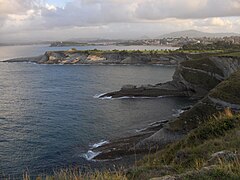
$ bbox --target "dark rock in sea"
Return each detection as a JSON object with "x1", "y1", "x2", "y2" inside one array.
[{"x1": 92, "y1": 120, "x2": 169, "y2": 160}]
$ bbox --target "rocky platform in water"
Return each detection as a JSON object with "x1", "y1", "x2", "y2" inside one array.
[
  {"x1": 92, "y1": 120, "x2": 169, "y2": 160},
  {"x1": 4, "y1": 49, "x2": 190, "y2": 65}
]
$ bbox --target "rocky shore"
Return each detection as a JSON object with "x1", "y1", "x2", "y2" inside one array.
[
  {"x1": 5, "y1": 49, "x2": 240, "y2": 163},
  {"x1": 92, "y1": 120, "x2": 169, "y2": 160},
  {"x1": 4, "y1": 49, "x2": 189, "y2": 65},
  {"x1": 100, "y1": 56, "x2": 240, "y2": 100},
  {"x1": 91, "y1": 55, "x2": 240, "y2": 160}
]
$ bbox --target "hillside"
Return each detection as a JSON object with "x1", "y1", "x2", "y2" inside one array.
[{"x1": 158, "y1": 30, "x2": 239, "y2": 38}]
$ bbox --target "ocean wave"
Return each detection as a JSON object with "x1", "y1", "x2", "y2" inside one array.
[
  {"x1": 91, "y1": 140, "x2": 109, "y2": 148},
  {"x1": 172, "y1": 109, "x2": 185, "y2": 117},
  {"x1": 148, "y1": 120, "x2": 168, "y2": 126},
  {"x1": 83, "y1": 140, "x2": 109, "y2": 161},
  {"x1": 93, "y1": 93, "x2": 111, "y2": 99},
  {"x1": 94, "y1": 94, "x2": 170, "y2": 100},
  {"x1": 82, "y1": 150, "x2": 101, "y2": 161},
  {"x1": 135, "y1": 127, "x2": 148, "y2": 133}
]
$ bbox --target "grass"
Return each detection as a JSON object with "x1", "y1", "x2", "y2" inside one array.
[
  {"x1": 181, "y1": 58, "x2": 224, "y2": 76},
  {"x1": 169, "y1": 70, "x2": 240, "y2": 134},
  {"x1": 218, "y1": 51, "x2": 240, "y2": 57},
  {"x1": 209, "y1": 70, "x2": 240, "y2": 105},
  {"x1": 46, "y1": 48, "x2": 228, "y2": 56},
  {"x1": 168, "y1": 98, "x2": 218, "y2": 132},
  {"x1": 180, "y1": 68, "x2": 221, "y2": 90},
  {"x1": 128, "y1": 110, "x2": 240, "y2": 179},
  {"x1": 21, "y1": 168, "x2": 127, "y2": 180}
]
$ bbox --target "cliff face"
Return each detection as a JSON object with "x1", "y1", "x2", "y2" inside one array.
[
  {"x1": 42, "y1": 51, "x2": 189, "y2": 65},
  {"x1": 137, "y1": 57, "x2": 240, "y2": 149},
  {"x1": 101, "y1": 56, "x2": 240, "y2": 100},
  {"x1": 5, "y1": 50, "x2": 190, "y2": 65},
  {"x1": 172, "y1": 56, "x2": 240, "y2": 98}
]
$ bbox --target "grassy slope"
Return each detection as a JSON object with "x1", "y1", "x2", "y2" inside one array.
[
  {"x1": 218, "y1": 52, "x2": 240, "y2": 57},
  {"x1": 127, "y1": 70, "x2": 240, "y2": 179},
  {"x1": 168, "y1": 98, "x2": 219, "y2": 132},
  {"x1": 181, "y1": 68, "x2": 221, "y2": 90},
  {"x1": 209, "y1": 70, "x2": 240, "y2": 104},
  {"x1": 129, "y1": 112, "x2": 240, "y2": 180},
  {"x1": 181, "y1": 58, "x2": 224, "y2": 76},
  {"x1": 169, "y1": 70, "x2": 240, "y2": 133},
  {"x1": 178, "y1": 56, "x2": 227, "y2": 92}
]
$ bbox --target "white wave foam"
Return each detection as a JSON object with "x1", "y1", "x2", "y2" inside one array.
[
  {"x1": 148, "y1": 120, "x2": 168, "y2": 126},
  {"x1": 91, "y1": 140, "x2": 109, "y2": 148},
  {"x1": 94, "y1": 94, "x2": 171, "y2": 100},
  {"x1": 82, "y1": 140, "x2": 109, "y2": 161},
  {"x1": 135, "y1": 127, "x2": 148, "y2": 133},
  {"x1": 82, "y1": 150, "x2": 100, "y2": 161},
  {"x1": 93, "y1": 92, "x2": 179, "y2": 100},
  {"x1": 172, "y1": 109, "x2": 185, "y2": 117},
  {"x1": 93, "y1": 93, "x2": 112, "y2": 99}
]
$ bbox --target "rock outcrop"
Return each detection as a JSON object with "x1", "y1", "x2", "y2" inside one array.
[
  {"x1": 137, "y1": 65, "x2": 240, "y2": 149},
  {"x1": 89, "y1": 55, "x2": 240, "y2": 160},
  {"x1": 100, "y1": 56, "x2": 240, "y2": 100},
  {"x1": 4, "y1": 50, "x2": 189, "y2": 65}
]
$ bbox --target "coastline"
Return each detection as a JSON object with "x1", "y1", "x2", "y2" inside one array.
[
  {"x1": 2, "y1": 48, "x2": 240, "y2": 178},
  {"x1": 83, "y1": 105, "x2": 190, "y2": 161}
]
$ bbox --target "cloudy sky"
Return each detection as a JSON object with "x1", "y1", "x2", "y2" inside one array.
[{"x1": 0, "y1": 0, "x2": 240, "y2": 42}]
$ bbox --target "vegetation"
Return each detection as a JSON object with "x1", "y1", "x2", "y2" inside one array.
[
  {"x1": 22, "y1": 169, "x2": 127, "y2": 180},
  {"x1": 128, "y1": 110, "x2": 240, "y2": 179},
  {"x1": 47, "y1": 45, "x2": 240, "y2": 59},
  {"x1": 181, "y1": 41, "x2": 240, "y2": 51},
  {"x1": 210, "y1": 70, "x2": 240, "y2": 104},
  {"x1": 218, "y1": 51, "x2": 240, "y2": 57},
  {"x1": 181, "y1": 58, "x2": 224, "y2": 76},
  {"x1": 168, "y1": 98, "x2": 219, "y2": 132},
  {"x1": 180, "y1": 68, "x2": 221, "y2": 90}
]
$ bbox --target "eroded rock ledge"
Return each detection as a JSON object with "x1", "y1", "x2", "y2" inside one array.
[
  {"x1": 94, "y1": 56, "x2": 240, "y2": 160},
  {"x1": 100, "y1": 56, "x2": 240, "y2": 100},
  {"x1": 4, "y1": 50, "x2": 189, "y2": 65}
]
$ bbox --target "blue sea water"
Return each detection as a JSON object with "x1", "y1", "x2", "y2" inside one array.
[{"x1": 0, "y1": 45, "x2": 191, "y2": 177}]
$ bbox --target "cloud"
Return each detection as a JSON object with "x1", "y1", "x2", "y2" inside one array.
[
  {"x1": 0, "y1": 0, "x2": 240, "y2": 41},
  {"x1": 209, "y1": 18, "x2": 232, "y2": 27},
  {"x1": 40, "y1": 0, "x2": 240, "y2": 28}
]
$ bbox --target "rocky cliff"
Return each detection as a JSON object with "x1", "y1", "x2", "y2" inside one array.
[
  {"x1": 93, "y1": 55, "x2": 240, "y2": 159},
  {"x1": 136, "y1": 56, "x2": 240, "y2": 149},
  {"x1": 100, "y1": 56, "x2": 240, "y2": 99},
  {"x1": 5, "y1": 50, "x2": 189, "y2": 65}
]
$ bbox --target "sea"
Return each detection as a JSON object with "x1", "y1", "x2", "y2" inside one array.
[{"x1": 0, "y1": 44, "x2": 193, "y2": 177}]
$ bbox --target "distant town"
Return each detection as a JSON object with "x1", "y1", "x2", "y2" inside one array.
[
  {"x1": 48, "y1": 36, "x2": 240, "y2": 48},
  {"x1": 1, "y1": 30, "x2": 240, "y2": 48}
]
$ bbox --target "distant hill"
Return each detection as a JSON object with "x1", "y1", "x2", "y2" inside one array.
[
  {"x1": 139, "y1": 35, "x2": 151, "y2": 39},
  {"x1": 158, "y1": 30, "x2": 239, "y2": 38}
]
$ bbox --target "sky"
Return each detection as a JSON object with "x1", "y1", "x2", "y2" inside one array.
[{"x1": 0, "y1": 0, "x2": 240, "y2": 42}]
